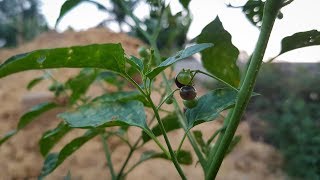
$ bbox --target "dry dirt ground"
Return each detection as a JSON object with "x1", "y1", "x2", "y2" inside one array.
[{"x1": 0, "y1": 28, "x2": 285, "y2": 180}]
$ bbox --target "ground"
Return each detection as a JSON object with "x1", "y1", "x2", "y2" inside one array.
[{"x1": 0, "y1": 28, "x2": 284, "y2": 179}]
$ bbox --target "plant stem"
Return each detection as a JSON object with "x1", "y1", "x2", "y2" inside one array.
[
  {"x1": 147, "y1": 95, "x2": 187, "y2": 180},
  {"x1": 205, "y1": 1, "x2": 282, "y2": 179},
  {"x1": 101, "y1": 132, "x2": 116, "y2": 180}
]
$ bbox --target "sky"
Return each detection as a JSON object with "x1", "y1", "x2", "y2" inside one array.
[{"x1": 39, "y1": 0, "x2": 320, "y2": 62}]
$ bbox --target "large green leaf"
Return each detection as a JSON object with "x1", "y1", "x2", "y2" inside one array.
[
  {"x1": 0, "y1": 43, "x2": 126, "y2": 78},
  {"x1": 66, "y1": 68, "x2": 97, "y2": 104},
  {"x1": 140, "y1": 150, "x2": 192, "y2": 165},
  {"x1": 58, "y1": 92, "x2": 147, "y2": 129},
  {"x1": 56, "y1": 0, "x2": 107, "y2": 26},
  {"x1": 0, "y1": 102, "x2": 58, "y2": 146},
  {"x1": 185, "y1": 88, "x2": 237, "y2": 129},
  {"x1": 39, "y1": 129, "x2": 100, "y2": 177},
  {"x1": 142, "y1": 113, "x2": 181, "y2": 143},
  {"x1": 242, "y1": 0, "x2": 265, "y2": 27},
  {"x1": 278, "y1": 30, "x2": 320, "y2": 56},
  {"x1": 197, "y1": 17, "x2": 240, "y2": 88},
  {"x1": 39, "y1": 122, "x2": 72, "y2": 157},
  {"x1": 127, "y1": 56, "x2": 144, "y2": 73},
  {"x1": 146, "y1": 43, "x2": 213, "y2": 79}
]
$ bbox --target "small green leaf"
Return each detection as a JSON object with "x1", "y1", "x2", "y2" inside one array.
[
  {"x1": 18, "y1": 102, "x2": 58, "y2": 129},
  {"x1": 142, "y1": 113, "x2": 181, "y2": 143},
  {"x1": 179, "y1": 0, "x2": 191, "y2": 9},
  {"x1": 242, "y1": 0, "x2": 265, "y2": 27},
  {"x1": 39, "y1": 122, "x2": 72, "y2": 157},
  {"x1": 27, "y1": 76, "x2": 45, "y2": 90},
  {"x1": 226, "y1": 135, "x2": 241, "y2": 154},
  {"x1": 185, "y1": 88, "x2": 237, "y2": 129},
  {"x1": 193, "y1": 130, "x2": 208, "y2": 154},
  {"x1": 66, "y1": 68, "x2": 97, "y2": 104},
  {"x1": 58, "y1": 92, "x2": 147, "y2": 129},
  {"x1": 56, "y1": 0, "x2": 107, "y2": 26},
  {"x1": 127, "y1": 56, "x2": 144, "y2": 72},
  {"x1": 0, "y1": 43, "x2": 126, "y2": 78},
  {"x1": 197, "y1": 17, "x2": 240, "y2": 87},
  {"x1": 0, "y1": 130, "x2": 17, "y2": 146},
  {"x1": 146, "y1": 43, "x2": 213, "y2": 79},
  {"x1": 39, "y1": 129, "x2": 100, "y2": 177},
  {"x1": 278, "y1": 30, "x2": 320, "y2": 56},
  {"x1": 140, "y1": 150, "x2": 192, "y2": 165}
]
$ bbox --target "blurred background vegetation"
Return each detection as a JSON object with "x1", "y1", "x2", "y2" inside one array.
[{"x1": 0, "y1": 0, "x2": 319, "y2": 179}]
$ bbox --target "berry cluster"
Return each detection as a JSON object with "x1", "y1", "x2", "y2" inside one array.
[{"x1": 175, "y1": 69, "x2": 198, "y2": 109}]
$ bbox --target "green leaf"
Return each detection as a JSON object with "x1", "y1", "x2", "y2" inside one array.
[
  {"x1": 0, "y1": 43, "x2": 127, "y2": 78},
  {"x1": 197, "y1": 17, "x2": 240, "y2": 88},
  {"x1": 39, "y1": 122, "x2": 72, "y2": 157},
  {"x1": 179, "y1": 0, "x2": 191, "y2": 9},
  {"x1": 142, "y1": 113, "x2": 181, "y2": 143},
  {"x1": 140, "y1": 150, "x2": 192, "y2": 165},
  {"x1": 0, "y1": 102, "x2": 58, "y2": 146},
  {"x1": 242, "y1": 0, "x2": 265, "y2": 27},
  {"x1": 226, "y1": 135, "x2": 241, "y2": 154},
  {"x1": 92, "y1": 91, "x2": 149, "y2": 106},
  {"x1": 58, "y1": 92, "x2": 147, "y2": 129},
  {"x1": 193, "y1": 130, "x2": 208, "y2": 154},
  {"x1": 146, "y1": 43, "x2": 213, "y2": 79},
  {"x1": 0, "y1": 130, "x2": 17, "y2": 146},
  {"x1": 18, "y1": 102, "x2": 58, "y2": 129},
  {"x1": 56, "y1": 0, "x2": 107, "y2": 27},
  {"x1": 185, "y1": 88, "x2": 237, "y2": 129},
  {"x1": 66, "y1": 68, "x2": 97, "y2": 104},
  {"x1": 278, "y1": 30, "x2": 320, "y2": 56},
  {"x1": 39, "y1": 129, "x2": 100, "y2": 177},
  {"x1": 27, "y1": 76, "x2": 45, "y2": 90},
  {"x1": 127, "y1": 56, "x2": 144, "y2": 73}
]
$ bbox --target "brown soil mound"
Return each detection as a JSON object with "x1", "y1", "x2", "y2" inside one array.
[{"x1": 0, "y1": 28, "x2": 284, "y2": 179}]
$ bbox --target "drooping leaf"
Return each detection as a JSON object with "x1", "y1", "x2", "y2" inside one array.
[
  {"x1": 197, "y1": 17, "x2": 240, "y2": 88},
  {"x1": 58, "y1": 92, "x2": 147, "y2": 129},
  {"x1": 140, "y1": 150, "x2": 192, "y2": 165},
  {"x1": 0, "y1": 43, "x2": 127, "y2": 78},
  {"x1": 56, "y1": 0, "x2": 108, "y2": 26},
  {"x1": 27, "y1": 76, "x2": 45, "y2": 90},
  {"x1": 127, "y1": 56, "x2": 144, "y2": 73},
  {"x1": 0, "y1": 102, "x2": 58, "y2": 146},
  {"x1": 278, "y1": 30, "x2": 320, "y2": 56},
  {"x1": 0, "y1": 130, "x2": 17, "y2": 146},
  {"x1": 179, "y1": 0, "x2": 191, "y2": 9},
  {"x1": 242, "y1": 0, "x2": 265, "y2": 27},
  {"x1": 66, "y1": 68, "x2": 97, "y2": 104},
  {"x1": 142, "y1": 113, "x2": 181, "y2": 143},
  {"x1": 39, "y1": 129, "x2": 100, "y2": 177},
  {"x1": 185, "y1": 88, "x2": 237, "y2": 129},
  {"x1": 193, "y1": 130, "x2": 208, "y2": 154},
  {"x1": 39, "y1": 122, "x2": 72, "y2": 157},
  {"x1": 146, "y1": 43, "x2": 213, "y2": 79},
  {"x1": 18, "y1": 102, "x2": 58, "y2": 129}
]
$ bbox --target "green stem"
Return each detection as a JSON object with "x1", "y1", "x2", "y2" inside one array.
[
  {"x1": 205, "y1": 1, "x2": 282, "y2": 179},
  {"x1": 157, "y1": 88, "x2": 179, "y2": 110},
  {"x1": 206, "y1": 127, "x2": 225, "y2": 146},
  {"x1": 176, "y1": 132, "x2": 188, "y2": 155},
  {"x1": 101, "y1": 132, "x2": 116, "y2": 180},
  {"x1": 147, "y1": 96, "x2": 187, "y2": 180},
  {"x1": 194, "y1": 70, "x2": 239, "y2": 92}
]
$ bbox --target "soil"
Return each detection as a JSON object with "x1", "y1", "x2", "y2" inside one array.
[{"x1": 0, "y1": 28, "x2": 285, "y2": 180}]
